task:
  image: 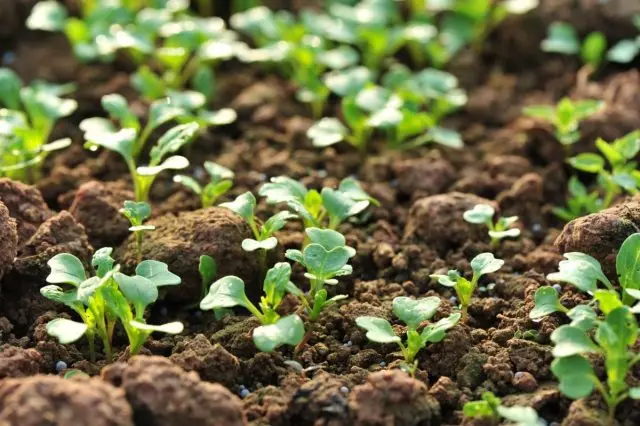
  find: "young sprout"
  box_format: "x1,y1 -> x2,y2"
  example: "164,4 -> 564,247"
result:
259,176 -> 377,231
120,201 -> 155,264
198,255 -> 217,300
0,68 -> 77,182
551,306 -> 640,425
285,228 -> 355,322
174,162 -> 235,208
431,253 -> 504,319
541,22 -> 607,71
81,94 -> 200,201
200,262 -> 305,352
463,204 -> 520,248
523,97 -> 603,153
41,248 -> 183,361
566,131 -> 640,209
463,392 -> 545,426
552,176 -> 601,222
356,296 -> 460,376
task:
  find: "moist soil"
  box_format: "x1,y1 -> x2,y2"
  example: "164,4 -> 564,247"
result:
1,2 -> 640,426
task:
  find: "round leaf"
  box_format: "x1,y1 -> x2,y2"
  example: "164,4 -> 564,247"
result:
136,260 -> 181,287
252,314 -> 305,352
46,318 -> 87,344
463,204 -> 494,224
200,276 -> 248,311
46,253 -> 86,286
307,118 -> 347,147
392,296 -> 440,328
355,316 -> 400,344
470,253 -> 504,277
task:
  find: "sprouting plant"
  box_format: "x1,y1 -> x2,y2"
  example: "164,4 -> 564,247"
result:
541,22 -> 607,70
463,392 -> 545,426
566,131 -> 640,209
198,255 -> 217,300
80,94 -> 200,201
41,248 -> 183,361
530,232 -> 640,322
199,262 -> 305,352
285,228 -> 355,322
259,176 -> 378,231
220,191 -> 297,275
356,296 -> 460,376
552,176 -> 601,222
0,68 -> 77,183
463,204 -> 520,248
550,306 -> 640,425
523,97 -> 604,152
431,253 -> 504,318
174,162 -> 234,208
120,201 -> 155,264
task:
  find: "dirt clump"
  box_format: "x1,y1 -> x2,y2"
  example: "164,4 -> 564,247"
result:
170,334 -> 240,387
0,178 -> 53,246
0,202 -> 18,280
0,346 -> 42,379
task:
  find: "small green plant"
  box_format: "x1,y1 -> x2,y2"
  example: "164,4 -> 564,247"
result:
81,94 -> 200,201
259,176 -> 377,230
199,262 -> 305,352
463,391 -> 545,426
120,201 -> 155,264
356,296 -> 460,375
198,255 -> 217,300
463,204 -> 520,248
552,176 -> 601,222
41,248 -> 183,361
523,97 -> 603,152
0,69 -> 77,182
174,162 -> 234,208
567,131 -> 640,209
286,228 -> 355,322
431,253 -> 504,318
550,306 -> 640,425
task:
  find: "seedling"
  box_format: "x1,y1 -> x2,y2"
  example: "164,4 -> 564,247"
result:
259,176 -> 377,231
41,248 -> 183,361
285,228 -> 355,322
551,306 -> 640,425
530,232 -> 640,321
198,255 -> 217,300
174,162 -> 235,208
463,204 -> 520,248
81,94 -> 200,201
463,392 -> 545,426
431,253 -> 504,318
120,201 -> 155,264
356,296 -> 460,376
552,176 -> 601,222
523,97 -> 604,152
541,22 -> 607,70
0,68 -> 76,182
567,131 -> 640,209
200,262 -> 305,352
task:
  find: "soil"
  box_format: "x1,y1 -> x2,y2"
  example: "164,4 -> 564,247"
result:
1,1 -> 640,426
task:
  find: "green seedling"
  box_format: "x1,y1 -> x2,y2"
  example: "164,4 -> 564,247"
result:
120,200 -> 155,264
530,232 -> 640,321
605,15 -> 640,64
41,248 -> 182,361
541,22 -> 607,70
567,131 -> 640,209
463,203 -> 520,248
199,255 -> 217,300
81,94 -> 200,201
552,176 -> 601,222
356,296 -> 460,376
523,98 -> 603,151
431,253 -> 504,318
285,228 -> 355,322
551,306 -> 640,425
199,262 -> 305,352
174,162 -> 234,208
463,391 -> 545,426
0,69 -> 76,182
259,176 -> 377,231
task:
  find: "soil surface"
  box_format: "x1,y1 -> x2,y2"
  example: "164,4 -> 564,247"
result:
1,1 -> 640,426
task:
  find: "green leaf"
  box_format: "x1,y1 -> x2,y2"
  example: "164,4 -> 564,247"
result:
497,405 -> 544,426
259,177 -> 308,204
102,94 -> 138,130
263,262 -> 292,299
356,316 -> 401,343
392,296 -> 440,328
114,273 -> 158,311
307,118 -> 347,147
318,45 -> 359,69
530,286 -> 565,319
130,320 -> 184,334
263,211 -> 297,236
581,31 -> 606,67
551,325 -> 599,357
252,314 -> 305,352
148,100 -> 187,130
120,200 -> 151,227
607,39 -> 640,63
463,204 -> 494,224
470,253 -> 504,277
616,232 -> 640,297
168,90 -> 206,111
46,253 -> 86,286
338,177 -> 378,206
77,269 -> 115,302
427,127 -> 464,149
242,237 -> 278,251
547,252 -> 610,294
26,0 -> 67,31
522,104 -> 555,122
0,69 -> 22,110
303,244 -> 353,278
204,161 -> 234,181
463,400 -> 494,418
84,128 -> 136,162
421,313 -> 461,343
137,156 -> 189,176
198,108 -> 237,126
568,153 -> 605,173
92,247 -> 114,278
40,285 -> 79,306
324,66 -> 373,97
594,290 -> 623,315
541,22 -> 580,55
220,191 -> 256,222
567,305 -> 598,332
551,355 -> 595,399
629,387 -> 640,399
46,318 -> 87,344
173,175 -> 202,194
149,123 -> 200,166
199,255 -> 217,286
136,260 -> 181,287
306,228 -> 352,252
132,66 -> 166,101
321,187 -> 369,224
200,276 -> 249,311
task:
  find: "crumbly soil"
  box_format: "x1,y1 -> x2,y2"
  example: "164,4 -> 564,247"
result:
1,2 -> 640,426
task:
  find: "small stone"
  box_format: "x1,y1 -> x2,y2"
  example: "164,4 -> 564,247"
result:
449,296 -> 458,304
240,388 -> 250,398
531,223 -> 542,233
512,371 -> 538,392
55,361 -> 67,372
340,386 -> 349,394
552,284 -> 562,293
379,361 -> 386,367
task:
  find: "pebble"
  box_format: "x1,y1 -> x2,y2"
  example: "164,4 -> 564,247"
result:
317,169 -> 328,178
55,361 -> 67,372
552,284 -> 562,293
532,223 -> 542,233
339,386 -> 349,394
379,361 -> 386,367
240,388 -> 250,398
513,371 -> 538,392
344,340 -> 353,347
449,296 -> 457,304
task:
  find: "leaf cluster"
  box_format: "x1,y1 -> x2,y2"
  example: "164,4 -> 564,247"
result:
174,161 -> 235,208
463,203 -> 520,248
463,391 -> 545,426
